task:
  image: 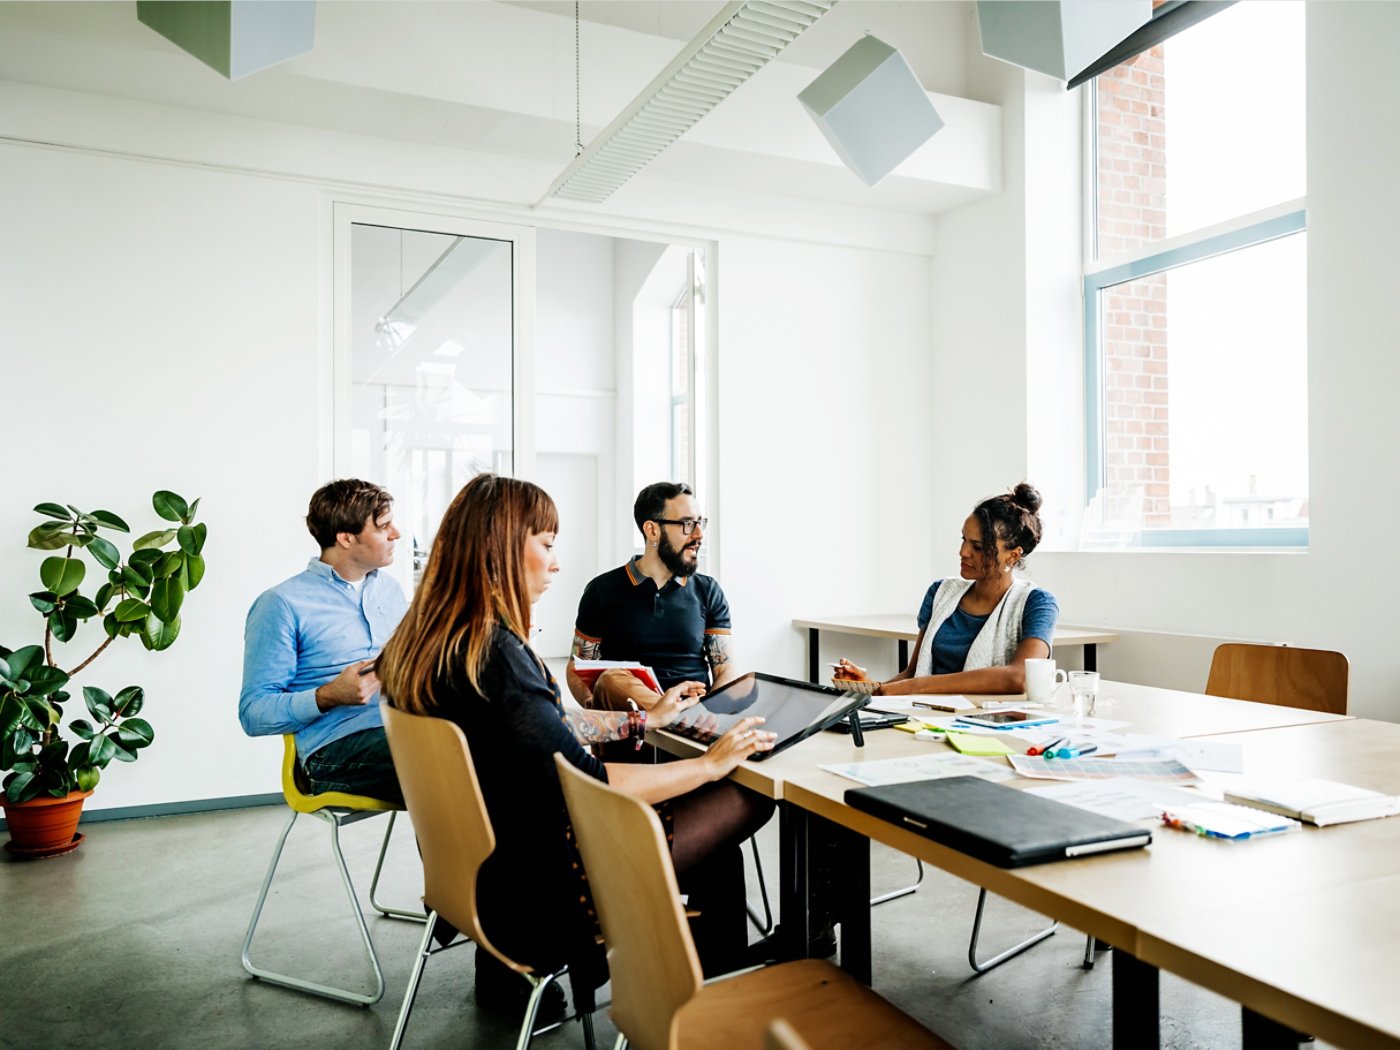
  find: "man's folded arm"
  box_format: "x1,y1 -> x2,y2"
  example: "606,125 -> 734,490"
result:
238,593 -> 322,736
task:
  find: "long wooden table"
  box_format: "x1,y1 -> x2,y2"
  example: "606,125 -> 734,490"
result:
650,684 -> 1370,1048
793,614 -> 1120,681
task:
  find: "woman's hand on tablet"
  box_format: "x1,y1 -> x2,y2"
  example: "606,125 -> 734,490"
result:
651,680 -> 706,727
704,716 -> 776,776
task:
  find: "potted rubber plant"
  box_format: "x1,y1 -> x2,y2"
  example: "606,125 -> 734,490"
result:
0,491 -> 208,858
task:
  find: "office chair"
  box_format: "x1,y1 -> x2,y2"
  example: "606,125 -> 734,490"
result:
555,754 -> 954,1050
1205,643 -> 1349,714
382,705 -> 596,1050
241,735 -> 424,1005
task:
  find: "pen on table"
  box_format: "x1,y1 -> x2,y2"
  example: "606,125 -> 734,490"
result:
1050,744 -> 1099,759
1026,736 -> 1065,757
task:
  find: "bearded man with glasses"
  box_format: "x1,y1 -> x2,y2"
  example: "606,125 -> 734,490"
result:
566,481 -> 737,745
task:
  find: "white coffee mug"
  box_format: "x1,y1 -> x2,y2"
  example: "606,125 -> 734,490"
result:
1024,658 -> 1068,704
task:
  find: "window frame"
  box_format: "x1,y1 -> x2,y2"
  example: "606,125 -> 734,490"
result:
1082,70 -> 1309,551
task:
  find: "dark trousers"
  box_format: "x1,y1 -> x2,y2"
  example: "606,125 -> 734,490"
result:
301,727 -> 403,804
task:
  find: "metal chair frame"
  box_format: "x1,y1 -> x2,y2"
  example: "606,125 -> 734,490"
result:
241,736 -> 425,1006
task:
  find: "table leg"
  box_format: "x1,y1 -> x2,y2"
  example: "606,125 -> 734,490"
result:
777,800 -> 811,963
808,628 -> 820,684
1241,1008 -> 1305,1049
1112,949 -> 1159,1048
820,817 -> 872,985
1084,643 -> 1097,673
897,639 -> 909,673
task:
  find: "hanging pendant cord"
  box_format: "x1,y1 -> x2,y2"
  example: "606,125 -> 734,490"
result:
575,2 -> 584,156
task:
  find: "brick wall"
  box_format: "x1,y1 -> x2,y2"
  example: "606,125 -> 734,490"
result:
1096,47 -> 1169,527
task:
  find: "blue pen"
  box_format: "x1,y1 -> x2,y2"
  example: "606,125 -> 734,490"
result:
1055,744 -> 1099,759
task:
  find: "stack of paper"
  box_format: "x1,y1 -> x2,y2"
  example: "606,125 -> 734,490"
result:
1223,778 -> 1400,827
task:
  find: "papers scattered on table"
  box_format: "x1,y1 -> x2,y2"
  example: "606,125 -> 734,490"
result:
1161,801 -> 1299,840
1026,779 -> 1207,822
1008,754 -> 1202,785
821,751 -> 1016,787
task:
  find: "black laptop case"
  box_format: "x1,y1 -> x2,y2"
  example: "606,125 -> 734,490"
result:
844,776 -> 1152,868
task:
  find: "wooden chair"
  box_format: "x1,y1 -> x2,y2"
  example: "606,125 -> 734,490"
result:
382,705 -> 596,1050
241,735 -> 424,1005
554,754 -> 955,1050
1205,643 -> 1349,715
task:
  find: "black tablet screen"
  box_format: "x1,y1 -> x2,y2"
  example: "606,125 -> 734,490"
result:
661,671 -> 866,759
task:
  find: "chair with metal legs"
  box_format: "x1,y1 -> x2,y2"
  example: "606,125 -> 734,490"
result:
382,705 -> 596,1050
241,735 -> 425,1005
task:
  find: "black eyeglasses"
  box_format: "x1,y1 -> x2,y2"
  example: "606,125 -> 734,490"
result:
653,517 -> 708,536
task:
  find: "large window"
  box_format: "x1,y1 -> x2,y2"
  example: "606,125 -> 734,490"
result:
1084,2 -> 1307,548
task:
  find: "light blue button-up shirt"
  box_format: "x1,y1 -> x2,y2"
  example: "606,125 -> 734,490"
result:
239,558 -> 409,757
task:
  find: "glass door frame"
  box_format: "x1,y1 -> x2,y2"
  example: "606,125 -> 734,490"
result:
331,202 -> 538,482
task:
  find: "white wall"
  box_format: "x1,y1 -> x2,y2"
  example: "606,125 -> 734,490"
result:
0,143 -> 324,810
717,238 -> 935,683
0,89 -> 938,809
931,2 -> 1400,719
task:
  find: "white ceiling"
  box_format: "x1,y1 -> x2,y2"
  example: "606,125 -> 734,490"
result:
0,1 -> 998,215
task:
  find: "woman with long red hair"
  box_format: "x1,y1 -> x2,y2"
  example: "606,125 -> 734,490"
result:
377,473 -> 774,1015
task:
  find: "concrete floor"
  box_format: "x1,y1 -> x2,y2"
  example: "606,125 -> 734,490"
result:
0,805 -> 1324,1050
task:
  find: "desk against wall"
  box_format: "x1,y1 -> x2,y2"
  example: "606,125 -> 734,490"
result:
793,615 -> 1120,681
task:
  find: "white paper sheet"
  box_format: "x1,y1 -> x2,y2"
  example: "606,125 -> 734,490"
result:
821,751 -> 1015,787
1026,778 -> 1209,821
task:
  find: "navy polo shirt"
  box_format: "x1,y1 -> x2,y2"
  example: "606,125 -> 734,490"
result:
574,557 -> 731,690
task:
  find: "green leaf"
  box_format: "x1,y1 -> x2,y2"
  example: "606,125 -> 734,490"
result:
88,535 -> 122,570
40,556 -> 85,596
187,497 -> 201,521
184,553 -> 207,590
113,686 -> 144,717
65,595 -> 100,619
33,502 -> 71,520
132,529 -> 178,551
94,582 -> 114,611
87,734 -> 117,767
0,694 -> 23,735
28,591 -> 57,615
90,509 -> 130,533
0,656 -> 9,683
25,665 -> 70,698
26,524 -> 72,551
155,551 -> 183,578
116,719 -> 153,749
106,736 -> 137,763
103,612 -> 120,640
66,532 -> 93,548
5,770 -> 39,804
130,547 -> 162,569
69,718 -> 96,740
49,610 -> 78,643
177,525 -> 197,554
120,567 -> 150,599
73,765 -> 101,792
114,598 -> 150,623
152,491 -> 189,523
84,686 -> 114,722
143,611 -> 181,651
151,576 -> 185,622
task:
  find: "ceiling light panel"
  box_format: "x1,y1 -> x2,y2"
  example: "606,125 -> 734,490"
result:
542,0 -> 836,205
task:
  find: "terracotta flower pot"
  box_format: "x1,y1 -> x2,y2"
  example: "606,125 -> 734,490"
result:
2,789 -> 92,859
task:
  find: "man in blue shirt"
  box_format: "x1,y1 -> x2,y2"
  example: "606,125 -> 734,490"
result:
239,479 -> 409,801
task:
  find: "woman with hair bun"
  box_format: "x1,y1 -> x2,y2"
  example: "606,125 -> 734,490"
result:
838,483 -> 1059,695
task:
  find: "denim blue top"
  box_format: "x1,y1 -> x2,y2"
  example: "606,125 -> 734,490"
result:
915,581 -> 1059,676
239,558 -> 408,757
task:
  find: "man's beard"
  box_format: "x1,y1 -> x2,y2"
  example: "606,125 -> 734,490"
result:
658,530 -> 700,578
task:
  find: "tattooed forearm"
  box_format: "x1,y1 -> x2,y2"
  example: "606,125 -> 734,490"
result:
564,709 -> 630,744
704,632 -> 733,672
572,632 -> 602,661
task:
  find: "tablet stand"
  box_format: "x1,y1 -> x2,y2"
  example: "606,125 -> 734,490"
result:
846,709 -> 866,747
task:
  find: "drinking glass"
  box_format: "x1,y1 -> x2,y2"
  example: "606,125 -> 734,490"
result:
1068,671 -> 1100,720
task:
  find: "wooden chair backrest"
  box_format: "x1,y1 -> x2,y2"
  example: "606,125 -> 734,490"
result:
554,755 -> 704,1050
381,703 -> 527,973
1205,643 -> 1349,715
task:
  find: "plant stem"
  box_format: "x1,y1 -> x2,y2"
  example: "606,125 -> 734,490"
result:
67,636 -> 114,678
